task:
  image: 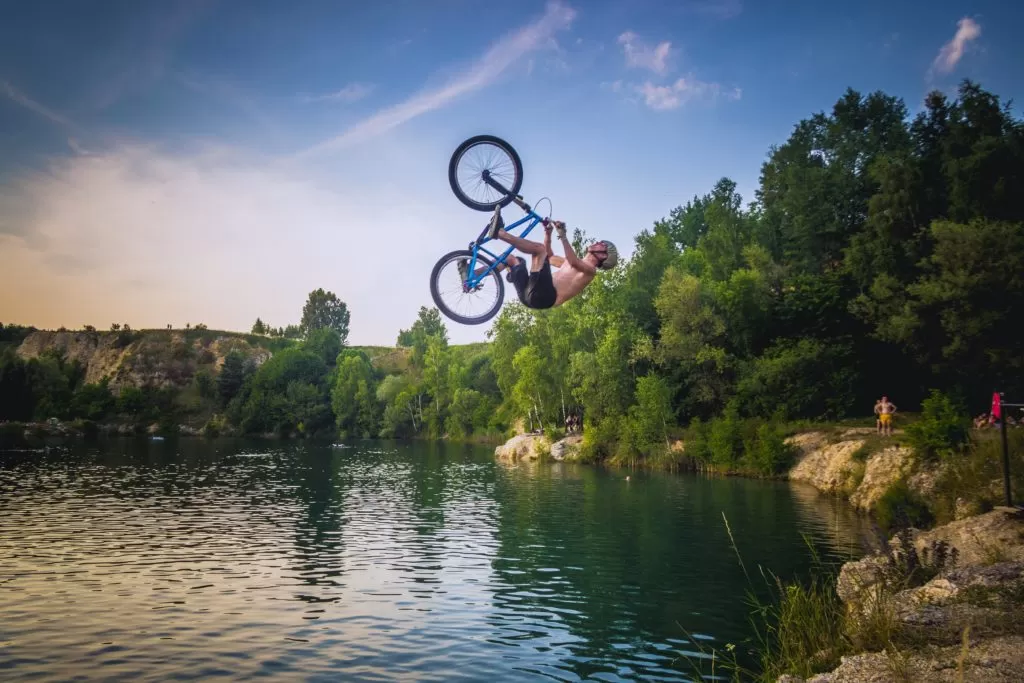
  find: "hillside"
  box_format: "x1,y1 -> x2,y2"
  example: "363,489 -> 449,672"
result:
11,328 -> 421,390
1,324 -> 497,438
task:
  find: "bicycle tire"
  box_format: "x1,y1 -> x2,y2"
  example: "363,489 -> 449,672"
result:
448,135 -> 524,212
430,249 -> 506,325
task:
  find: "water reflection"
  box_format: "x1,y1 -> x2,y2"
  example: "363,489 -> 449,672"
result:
0,438 -> 869,681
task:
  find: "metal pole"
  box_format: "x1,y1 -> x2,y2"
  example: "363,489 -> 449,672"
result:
1000,402 -> 1012,507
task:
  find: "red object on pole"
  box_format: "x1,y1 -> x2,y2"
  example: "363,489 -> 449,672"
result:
992,392 -> 1002,419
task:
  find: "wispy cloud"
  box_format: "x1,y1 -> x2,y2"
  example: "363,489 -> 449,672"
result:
301,83 -> 374,104
292,0 -> 577,159
175,71 -> 279,133
617,31 -> 672,74
930,17 -> 981,77
634,77 -> 741,111
1,80 -> 73,128
84,0 -> 209,112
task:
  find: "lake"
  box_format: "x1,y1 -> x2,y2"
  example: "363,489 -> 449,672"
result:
0,438 -> 869,681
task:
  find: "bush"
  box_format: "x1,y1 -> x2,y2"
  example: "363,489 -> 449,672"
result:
874,480 -> 934,533
709,405 -> 744,469
906,389 -> 970,461
683,417 -> 710,464
930,429 -> 1024,523
751,420 -> 796,475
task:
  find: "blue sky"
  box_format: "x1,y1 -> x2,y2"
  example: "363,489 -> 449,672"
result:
1,0 -> 1021,346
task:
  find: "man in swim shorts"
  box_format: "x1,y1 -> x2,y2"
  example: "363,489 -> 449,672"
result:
465,215 -> 618,310
874,396 -> 897,436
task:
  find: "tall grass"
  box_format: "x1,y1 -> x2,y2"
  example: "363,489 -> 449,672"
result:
678,513 -> 941,682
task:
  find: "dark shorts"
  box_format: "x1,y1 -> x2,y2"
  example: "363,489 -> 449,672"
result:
509,258 -> 557,310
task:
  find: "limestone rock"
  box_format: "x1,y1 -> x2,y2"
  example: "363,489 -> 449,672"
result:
494,433 -> 547,462
912,508 -> 1024,566
836,554 -> 890,605
789,438 -> 865,496
550,434 -> 582,461
848,446 -> 914,512
803,636 -> 1024,682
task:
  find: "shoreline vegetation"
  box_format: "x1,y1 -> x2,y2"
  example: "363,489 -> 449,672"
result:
3,79 -> 1023,681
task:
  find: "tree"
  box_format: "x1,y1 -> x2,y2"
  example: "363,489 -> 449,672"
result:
300,288 -> 351,342
303,328 -> 343,366
397,306 -> 448,368
217,351 -> 248,406
251,318 -> 266,335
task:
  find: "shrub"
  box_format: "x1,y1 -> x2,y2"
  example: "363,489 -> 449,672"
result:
906,389 -> 970,461
874,480 -> 934,533
752,420 -> 796,475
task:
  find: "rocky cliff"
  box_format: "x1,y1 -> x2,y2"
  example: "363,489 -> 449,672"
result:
15,329 -> 274,391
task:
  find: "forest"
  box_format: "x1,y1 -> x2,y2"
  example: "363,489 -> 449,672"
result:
2,81 -> 1022,475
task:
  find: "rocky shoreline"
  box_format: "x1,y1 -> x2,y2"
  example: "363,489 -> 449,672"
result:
494,429 -> 1024,682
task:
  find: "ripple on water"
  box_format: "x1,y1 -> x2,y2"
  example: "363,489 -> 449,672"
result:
0,440 -> 868,681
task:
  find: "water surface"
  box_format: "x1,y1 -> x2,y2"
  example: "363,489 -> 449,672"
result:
0,438 -> 868,681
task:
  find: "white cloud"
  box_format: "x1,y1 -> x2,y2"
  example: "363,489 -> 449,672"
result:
0,142 -> 466,345
634,77 -> 741,111
1,80 -> 73,128
292,0 -> 577,159
617,31 -> 672,74
931,17 -> 981,76
301,83 -> 374,104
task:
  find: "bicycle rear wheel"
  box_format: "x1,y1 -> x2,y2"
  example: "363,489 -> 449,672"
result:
430,249 -> 506,325
449,135 -> 524,212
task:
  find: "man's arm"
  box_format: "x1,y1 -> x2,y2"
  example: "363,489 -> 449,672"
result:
543,222 -> 566,267
553,222 -> 597,276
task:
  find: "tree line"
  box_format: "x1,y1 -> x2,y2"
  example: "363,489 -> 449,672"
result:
2,81 -> 1022,474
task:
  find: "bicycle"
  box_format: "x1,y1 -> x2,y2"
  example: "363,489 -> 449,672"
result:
430,134 -> 552,325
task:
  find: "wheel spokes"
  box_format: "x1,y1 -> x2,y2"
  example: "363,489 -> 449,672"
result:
454,142 -> 519,206
434,256 -> 502,321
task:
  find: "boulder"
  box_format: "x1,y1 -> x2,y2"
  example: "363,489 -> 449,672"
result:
494,433 -> 548,462
912,508 -> 1024,566
789,438 -> 865,495
550,434 -> 583,461
848,446 -> 914,512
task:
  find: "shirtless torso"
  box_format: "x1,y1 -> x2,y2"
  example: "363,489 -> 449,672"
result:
488,219 -> 617,310
551,256 -> 597,305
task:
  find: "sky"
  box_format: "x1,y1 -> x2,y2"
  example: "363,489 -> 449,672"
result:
1,0 -> 1021,346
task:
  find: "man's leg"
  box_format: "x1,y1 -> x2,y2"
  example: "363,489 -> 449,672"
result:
492,229 -> 547,272
474,254 -> 520,277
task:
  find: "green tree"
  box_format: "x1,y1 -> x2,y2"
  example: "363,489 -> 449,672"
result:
303,327 -> 344,367
217,351 -> 248,407
251,318 -> 267,335
300,288 -> 351,342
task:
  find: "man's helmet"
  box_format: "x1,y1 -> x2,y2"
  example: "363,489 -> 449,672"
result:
592,240 -> 618,270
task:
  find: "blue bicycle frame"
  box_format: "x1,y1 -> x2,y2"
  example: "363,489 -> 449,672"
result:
463,208 -> 545,289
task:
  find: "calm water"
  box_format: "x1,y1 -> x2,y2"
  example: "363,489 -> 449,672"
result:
0,438 -> 869,682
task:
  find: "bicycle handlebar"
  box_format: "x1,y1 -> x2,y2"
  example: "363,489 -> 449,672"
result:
482,170 -> 532,213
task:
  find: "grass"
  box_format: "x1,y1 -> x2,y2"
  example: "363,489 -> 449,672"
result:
929,428 -> 1024,525
678,510 -> 976,683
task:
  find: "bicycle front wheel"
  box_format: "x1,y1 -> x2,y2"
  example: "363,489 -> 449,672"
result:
448,135 -> 524,212
430,250 -> 506,325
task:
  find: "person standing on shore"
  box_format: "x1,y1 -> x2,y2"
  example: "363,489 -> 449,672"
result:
874,396 -> 897,436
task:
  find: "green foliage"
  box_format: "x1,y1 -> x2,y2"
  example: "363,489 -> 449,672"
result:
905,389 -> 971,461
302,327 -> 343,367
3,80 -> 1020,459
874,480 -> 934,533
217,351 -> 249,407
930,429 -> 1024,524
300,288 -> 351,342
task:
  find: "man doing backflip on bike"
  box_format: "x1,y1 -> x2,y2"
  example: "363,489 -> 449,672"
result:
463,214 -> 618,310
